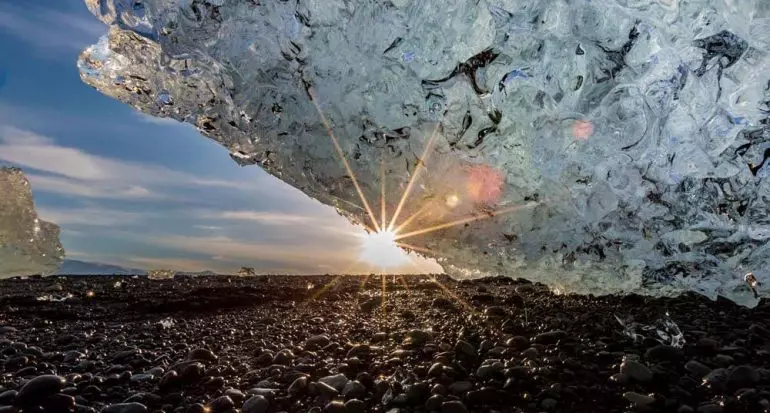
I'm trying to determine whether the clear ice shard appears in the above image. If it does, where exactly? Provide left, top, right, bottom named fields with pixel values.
left=79, top=0, right=770, bottom=306
left=0, top=167, right=65, bottom=277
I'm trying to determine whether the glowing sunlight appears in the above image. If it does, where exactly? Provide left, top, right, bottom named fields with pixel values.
left=358, top=230, right=410, bottom=268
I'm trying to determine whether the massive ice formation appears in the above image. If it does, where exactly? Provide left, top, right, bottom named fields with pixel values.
left=0, top=167, right=64, bottom=277
left=79, top=0, right=770, bottom=306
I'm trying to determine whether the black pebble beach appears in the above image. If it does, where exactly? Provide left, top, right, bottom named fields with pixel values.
left=1, top=274, right=769, bottom=413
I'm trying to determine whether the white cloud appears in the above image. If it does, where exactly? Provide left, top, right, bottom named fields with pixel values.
left=153, top=235, right=356, bottom=267
left=0, top=126, right=244, bottom=199
left=38, top=207, right=145, bottom=227
left=0, top=3, right=105, bottom=55
left=193, top=225, right=223, bottom=231
left=217, top=210, right=315, bottom=225
left=27, top=174, right=158, bottom=200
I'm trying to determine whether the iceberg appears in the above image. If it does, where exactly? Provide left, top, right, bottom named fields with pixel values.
left=0, top=167, right=65, bottom=277
left=79, top=0, right=770, bottom=306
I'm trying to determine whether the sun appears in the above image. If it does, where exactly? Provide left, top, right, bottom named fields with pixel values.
left=359, top=230, right=410, bottom=268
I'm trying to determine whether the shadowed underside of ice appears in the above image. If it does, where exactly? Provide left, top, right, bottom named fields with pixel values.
left=0, top=167, right=65, bottom=277
left=79, top=0, right=770, bottom=306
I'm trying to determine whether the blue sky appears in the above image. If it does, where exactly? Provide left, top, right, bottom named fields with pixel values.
left=0, top=0, right=441, bottom=274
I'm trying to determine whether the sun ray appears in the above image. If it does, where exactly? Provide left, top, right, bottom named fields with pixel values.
left=395, top=202, right=537, bottom=241
left=388, top=122, right=442, bottom=231
left=429, top=275, right=476, bottom=314
left=380, top=158, right=387, bottom=230
left=359, top=273, right=371, bottom=293
left=381, top=274, right=388, bottom=316
left=308, top=87, right=381, bottom=232
left=392, top=202, right=432, bottom=235
left=309, top=274, right=344, bottom=301
left=398, top=275, right=411, bottom=294
left=308, top=259, right=363, bottom=303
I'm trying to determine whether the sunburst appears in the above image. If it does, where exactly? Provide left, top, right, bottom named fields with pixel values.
left=305, top=86, right=537, bottom=305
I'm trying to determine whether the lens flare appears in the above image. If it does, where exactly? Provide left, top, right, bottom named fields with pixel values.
left=572, top=120, right=593, bottom=140
left=466, top=165, right=504, bottom=204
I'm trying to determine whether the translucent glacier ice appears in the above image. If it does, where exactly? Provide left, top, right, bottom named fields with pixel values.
left=79, top=0, right=770, bottom=306
left=0, top=167, right=65, bottom=277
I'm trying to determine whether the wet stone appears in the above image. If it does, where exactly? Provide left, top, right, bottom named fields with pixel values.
left=241, top=396, right=269, bottom=413
left=344, top=399, right=365, bottom=413
left=342, top=380, right=366, bottom=399
left=16, top=375, right=65, bottom=406
left=42, top=394, right=76, bottom=413
left=534, top=330, right=567, bottom=345
left=100, top=403, right=148, bottom=413
left=623, top=392, right=655, bottom=406
left=684, top=360, right=712, bottom=378
left=272, top=350, right=294, bottom=366
left=288, top=376, right=308, bottom=396
left=209, top=396, right=234, bottom=412
left=185, top=404, right=207, bottom=413
left=323, top=400, right=346, bottom=413
left=0, top=390, right=16, bottom=406
left=697, top=404, right=723, bottom=413
left=305, top=335, right=330, bottom=350
left=319, top=374, right=348, bottom=392
left=186, top=349, right=217, bottom=363
left=441, top=400, right=469, bottom=413
left=620, top=358, right=653, bottom=382
left=727, top=365, right=759, bottom=389
left=645, top=345, right=682, bottom=362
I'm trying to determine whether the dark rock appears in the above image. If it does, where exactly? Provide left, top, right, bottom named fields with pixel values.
left=702, top=368, right=728, bottom=390
left=623, top=392, right=655, bottom=406
left=534, top=330, right=567, bottom=345
left=684, top=360, right=711, bottom=379
left=620, top=359, right=653, bottom=382
left=209, top=396, right=234, bottom=412
left=441, top=400, right=469, bottom=413
left=305, top=335, right=330, bottom=350
left=42, top=394, right=75, bottom=413
left=288, top=376, right=308, bottom=396
left=727, top=365, right=759, bottom=389
left=186, top=349, right=217, bottom=363
left=322, top=400, right=346, bottom=413
left=318, top=374, right=348, bottom=392
left=645, top=345, right=682, bottom=362
left=99, top=403, right=148, bottom=413
left=343, top=399, right=365, bottom=413
left=16, top=375, right=65, bottom=406
left=0, top=391, right=17, bottom=406
left=426, top=394, right=444, bottom=411
left=185, top=404, right=207, bottom=413
left=241, top=395, right=268, bottom=413
left=342, top=380, right=366, bottom=399
left=696, top=403, right=723, bottom=413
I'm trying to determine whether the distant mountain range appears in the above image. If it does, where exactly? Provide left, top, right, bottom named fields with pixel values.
left=54, top=260, right=222, bottom=276
left=55, top=260, right=147, bottom=276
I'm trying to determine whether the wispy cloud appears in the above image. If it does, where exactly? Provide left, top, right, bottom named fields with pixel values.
left=38, top=207, right=146, bottom=227
left=27, top=174, right=156, bottom=200
left=0, top=3, right=105, bottom=56
left=152, top=235, right=357, bottom=269
left=215, top=210, right=315, bottom=225
left=0, top=126, right=242, bottom=199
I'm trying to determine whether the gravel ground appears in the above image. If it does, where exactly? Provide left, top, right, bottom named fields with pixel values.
left=0, top=274, right=768, bottom=413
